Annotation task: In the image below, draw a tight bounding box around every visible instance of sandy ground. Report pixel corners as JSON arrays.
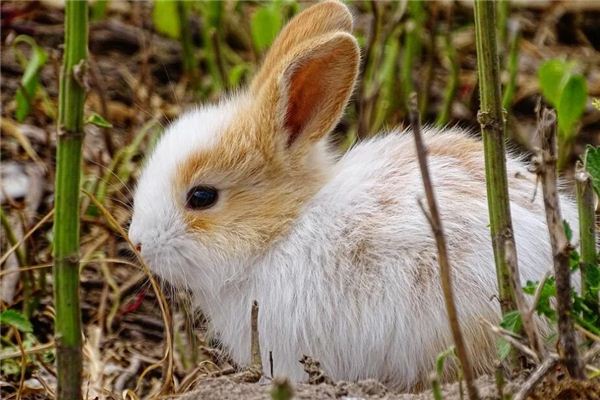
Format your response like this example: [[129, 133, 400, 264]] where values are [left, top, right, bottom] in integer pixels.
[[176, 375, 516, 400]]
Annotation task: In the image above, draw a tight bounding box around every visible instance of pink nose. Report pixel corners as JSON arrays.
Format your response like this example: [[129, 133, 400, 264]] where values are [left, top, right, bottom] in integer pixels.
[[134, 243, 142, 252]]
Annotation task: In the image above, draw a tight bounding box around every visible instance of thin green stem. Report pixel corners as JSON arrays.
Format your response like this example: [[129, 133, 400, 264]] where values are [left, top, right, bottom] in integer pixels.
[[177, 0, 199, 90], [576, 163, 599, 316], [400, 0, 424, 114], [53, 1, 88, 399], [0, 208, 32, 317], [501, 21, 520, 110], [473, 0, 518, 316], [435, 7, 458, 128]]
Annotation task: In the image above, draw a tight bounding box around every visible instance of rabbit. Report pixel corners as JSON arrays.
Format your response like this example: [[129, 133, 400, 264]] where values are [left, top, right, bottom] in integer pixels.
[[128, 0, 580, 390]]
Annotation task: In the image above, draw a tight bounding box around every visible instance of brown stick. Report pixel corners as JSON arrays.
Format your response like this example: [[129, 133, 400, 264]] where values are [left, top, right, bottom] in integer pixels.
[[532, 107, 585, 379], [513, 354, 559, 400], [233, 300, 263, 383], [409, 93, 480, 400], [250, 300, 262, 374]]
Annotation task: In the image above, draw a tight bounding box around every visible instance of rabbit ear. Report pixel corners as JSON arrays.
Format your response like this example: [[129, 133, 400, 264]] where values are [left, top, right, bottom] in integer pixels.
[[250, 0, 353, 93], [260, 32, 359, 148]]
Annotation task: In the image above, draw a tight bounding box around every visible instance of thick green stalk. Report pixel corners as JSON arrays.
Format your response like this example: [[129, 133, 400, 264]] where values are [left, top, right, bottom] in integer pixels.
[[473, 0, 517, 315], [576, 164, 599, 314], [53, 1, 87, 399]]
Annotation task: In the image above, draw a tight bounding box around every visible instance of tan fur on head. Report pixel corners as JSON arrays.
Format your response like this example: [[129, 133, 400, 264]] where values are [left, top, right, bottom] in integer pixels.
[[251, 0, 354, 92], [175, 8, 359, 256]]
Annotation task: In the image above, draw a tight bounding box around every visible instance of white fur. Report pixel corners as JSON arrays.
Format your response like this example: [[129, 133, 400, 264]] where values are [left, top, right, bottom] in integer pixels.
[[130, 116, 580, 388], [129, 97, 245, 281]]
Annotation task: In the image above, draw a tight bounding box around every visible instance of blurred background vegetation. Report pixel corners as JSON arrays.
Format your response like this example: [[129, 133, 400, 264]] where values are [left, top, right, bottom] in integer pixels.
[[1, 0, 599, 398]]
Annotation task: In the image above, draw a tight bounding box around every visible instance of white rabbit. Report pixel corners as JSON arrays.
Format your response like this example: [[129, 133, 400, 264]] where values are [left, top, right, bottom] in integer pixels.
[[129, 0, 579, 390]]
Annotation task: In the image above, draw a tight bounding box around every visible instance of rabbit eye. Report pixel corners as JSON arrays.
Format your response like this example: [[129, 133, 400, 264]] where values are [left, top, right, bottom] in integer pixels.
[[186, 186, 218, 210]]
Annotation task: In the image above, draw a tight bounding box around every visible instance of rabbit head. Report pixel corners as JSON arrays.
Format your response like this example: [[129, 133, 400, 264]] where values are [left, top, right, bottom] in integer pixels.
[[129, 1, 360, 290]]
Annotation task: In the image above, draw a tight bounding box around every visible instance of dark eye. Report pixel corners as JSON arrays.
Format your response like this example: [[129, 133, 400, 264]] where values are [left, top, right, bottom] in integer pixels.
[[186, 186, 218, 210]]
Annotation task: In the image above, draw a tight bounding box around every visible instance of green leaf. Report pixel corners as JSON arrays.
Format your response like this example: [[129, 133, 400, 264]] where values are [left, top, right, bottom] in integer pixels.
[[557, 75, 587, 137], [435, 346, 456, 377], [153, 0, 180, 39], [584, 145, 600, 196], [563, 220, 573, 242], [251, 5, 282, 53], [0, 309, 33, 333], [13, 35, 48, 122], [500, 310, 522, 332], [538, 59, 569, 107], [86, 112, 113, 128], [228, 64, 249, 88], [523, 278, 557, 321], [496, 310, 522, 360]]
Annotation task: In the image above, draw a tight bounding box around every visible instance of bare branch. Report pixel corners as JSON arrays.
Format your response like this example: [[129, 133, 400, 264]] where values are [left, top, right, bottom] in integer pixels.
[[409, 92, 480, 400], [532, 107, 585, 379]]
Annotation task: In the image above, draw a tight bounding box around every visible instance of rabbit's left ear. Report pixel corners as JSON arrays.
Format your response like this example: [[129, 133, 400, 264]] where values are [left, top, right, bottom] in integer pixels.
[[259, 32, 360, 149]]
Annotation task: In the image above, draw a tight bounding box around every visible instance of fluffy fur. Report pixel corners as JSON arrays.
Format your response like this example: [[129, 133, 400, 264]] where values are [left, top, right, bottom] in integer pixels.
[[129, 0, 579, 390]]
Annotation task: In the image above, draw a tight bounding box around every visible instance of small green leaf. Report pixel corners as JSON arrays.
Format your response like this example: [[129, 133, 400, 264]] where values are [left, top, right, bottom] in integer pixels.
[[0, 309, 33, 333], [435, 346, 456, 377], [557, 75, 587, 137], [13, 35, 48, 122], [538, 59, 569, 107], [584, 145, 600, 196], [86, 112, 113, 128], [500, 310, 522, 332], [563, 220, 573, 242], [497, 310, 522, 360], [228, 64, 249, 88], [153, 0, 180, 39], [251, 5, 283, 53], [524, 278, 557, 320]]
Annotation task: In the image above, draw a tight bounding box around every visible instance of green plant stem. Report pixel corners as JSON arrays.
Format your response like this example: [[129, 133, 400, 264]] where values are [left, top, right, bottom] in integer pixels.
[[0, 208, 33, 317], [497, 0, 509, 48], [501, 21, 520, 110], [419, 3, 439, 117], [53, 1, 88, 399], [176, 0, 199, 87], [576, 163, 599, 315], [435, 7, 458, 128], [473, 0, 518, 316], [400, 0, 424, 114]]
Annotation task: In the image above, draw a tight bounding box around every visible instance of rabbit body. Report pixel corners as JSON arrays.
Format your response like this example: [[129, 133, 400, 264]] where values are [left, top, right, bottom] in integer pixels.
[[129, 0, 579, 391], [188, 129, 575, 389]]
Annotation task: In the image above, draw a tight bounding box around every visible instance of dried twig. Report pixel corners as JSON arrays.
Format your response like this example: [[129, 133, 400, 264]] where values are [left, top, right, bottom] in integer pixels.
[[232, 300, 263, 383], [513, 354, 560, 400], [531, 107, 585, 379], [250, 300, 263, 375], [481, 319, 540, 363], [409, 93, 480, 400]]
